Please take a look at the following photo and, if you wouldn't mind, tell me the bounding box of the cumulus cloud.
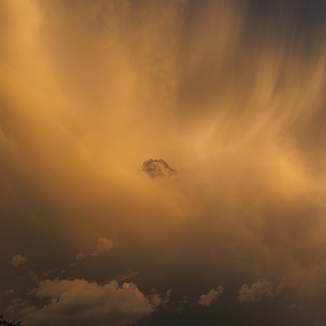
[22,279,160,326]
[198,286,223,307]
[11,255,27,267]
[237,280,278,303]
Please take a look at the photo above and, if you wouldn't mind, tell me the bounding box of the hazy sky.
[1,1,326,325]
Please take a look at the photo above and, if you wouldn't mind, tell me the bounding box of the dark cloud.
[141,159,176,178]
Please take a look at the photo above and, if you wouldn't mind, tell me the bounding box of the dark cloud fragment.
[141,159,176,178]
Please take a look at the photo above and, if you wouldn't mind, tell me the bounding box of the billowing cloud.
[198,286,223,307]
[21,279,160,326]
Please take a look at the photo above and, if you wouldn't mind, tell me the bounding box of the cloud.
[237,280,278,303]
[198,286,223,307]
[149,288,172,308]
[75,237,114,261]
[141,159,176,178]
[3,289,15,296]
[11,255,27,267]
[7,297,27,315]
[22,279,161,326]
[2,0,326,324]
[75,252,87,261]
[93,237,114,256]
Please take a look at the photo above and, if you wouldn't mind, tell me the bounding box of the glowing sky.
[1,1,326,325]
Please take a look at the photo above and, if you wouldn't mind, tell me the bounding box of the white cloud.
[198,286,223,307]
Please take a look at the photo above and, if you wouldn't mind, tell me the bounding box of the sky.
[1,0,326,325]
